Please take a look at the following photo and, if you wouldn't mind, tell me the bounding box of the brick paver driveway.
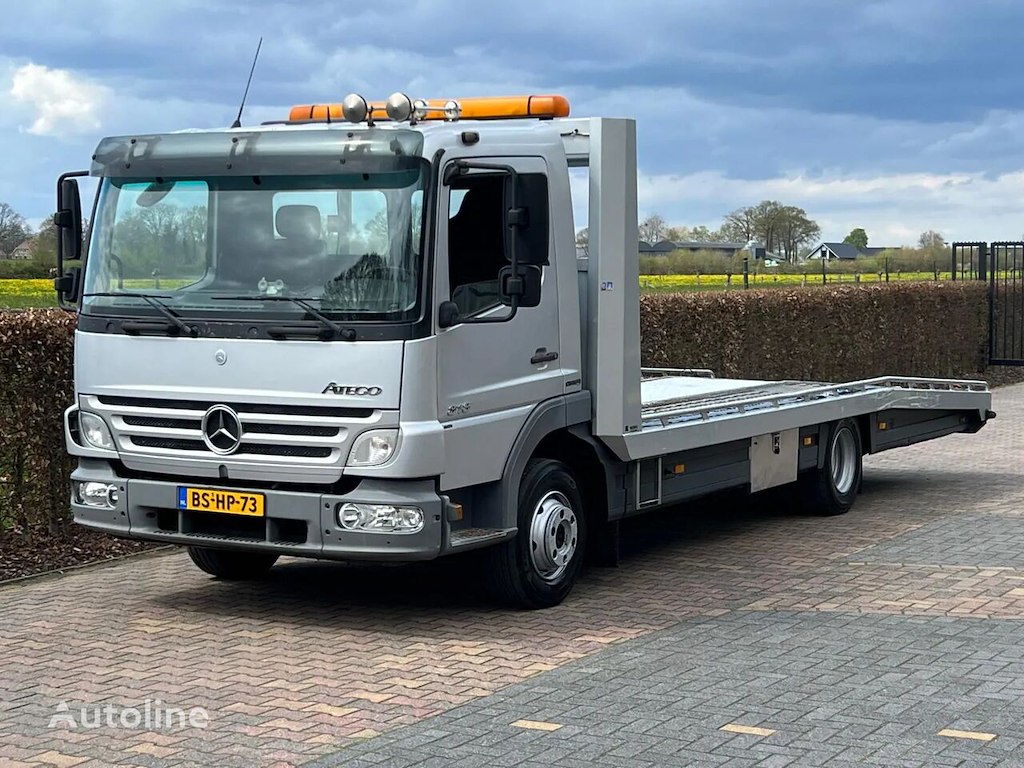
[1,384,1021,768]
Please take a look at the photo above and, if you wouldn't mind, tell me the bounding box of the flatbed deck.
[621,372,992,459]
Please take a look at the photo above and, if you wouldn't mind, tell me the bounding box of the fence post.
[742,257,749,289]
[821,257,826,285]
[884,257,890,283]
[979,243,988,281]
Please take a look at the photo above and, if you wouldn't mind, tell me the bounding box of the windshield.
[82,162,428,323]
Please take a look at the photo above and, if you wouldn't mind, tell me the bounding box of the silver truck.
[54,93,993,608]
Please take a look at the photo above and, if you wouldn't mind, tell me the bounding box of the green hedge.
[640,282,989,381]
[0,282,991,537]
[0,260,53,279]
[0,310,76,536]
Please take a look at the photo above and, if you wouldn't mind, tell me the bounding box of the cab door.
[435,157,563,491]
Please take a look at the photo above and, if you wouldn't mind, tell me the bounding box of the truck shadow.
[149,470,1005,626]
[148,490,791,619]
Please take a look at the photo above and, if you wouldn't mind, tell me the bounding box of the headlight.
[79,412,115,451]
[337,503,424,533]
[76,481,119,508]
[348,429,398,467]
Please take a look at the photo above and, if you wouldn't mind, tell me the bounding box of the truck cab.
[55,93,992,608]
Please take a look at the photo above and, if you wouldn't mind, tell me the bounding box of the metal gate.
[951,241,987,281]
[989,241,1024,365]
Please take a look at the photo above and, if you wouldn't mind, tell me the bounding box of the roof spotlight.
[341,93,369,123]
[443,99,462,122]
[385,92,414,122]
[412,99,430,122]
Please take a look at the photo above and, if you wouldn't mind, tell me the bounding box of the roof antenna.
[230,37,263,128]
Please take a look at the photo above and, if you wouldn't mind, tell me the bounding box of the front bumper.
[71,460,444,561]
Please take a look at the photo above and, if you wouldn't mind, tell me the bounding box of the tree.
[31,219,58,269]
[638,214,667,243]
[843,228,868,249]
[777,206,821,262]
[687,224,727,243]
[575,227,589,248]
[721,201,820,262]
[918,230,946,250]
[664,225,691,242]
[720,206,757,243]
[0,201,30,255]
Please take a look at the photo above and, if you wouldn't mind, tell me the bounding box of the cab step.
[447,527,516,552]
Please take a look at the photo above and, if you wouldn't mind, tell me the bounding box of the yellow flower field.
[0,271,969,309]
[0,279,56,309]
[639,271,956,291]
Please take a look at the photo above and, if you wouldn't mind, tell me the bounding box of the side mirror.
[54,171,87,307]
[56,177,83,262]
[499,265,542,308]
[504,173,549,266]
[438,300,460,329]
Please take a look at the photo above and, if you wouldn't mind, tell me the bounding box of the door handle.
[531,348,559,365]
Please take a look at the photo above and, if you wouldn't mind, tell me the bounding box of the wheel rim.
[529,490,579,583]
[831,427,858,495]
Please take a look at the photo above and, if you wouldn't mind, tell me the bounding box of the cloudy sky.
[1,0,1022,245]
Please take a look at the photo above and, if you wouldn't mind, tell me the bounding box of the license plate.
[177,487,265,517]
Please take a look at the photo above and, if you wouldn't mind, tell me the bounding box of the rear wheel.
[486,459,587,609]
[187,547,279,580]
[799,419,862,516]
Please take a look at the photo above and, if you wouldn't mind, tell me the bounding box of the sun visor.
[90,128,425,178]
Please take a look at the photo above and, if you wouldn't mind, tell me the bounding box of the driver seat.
[274,205,328,283]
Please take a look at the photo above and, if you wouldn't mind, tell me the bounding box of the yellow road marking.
[511,719,563,732]
[721,723,776,737]
[938,728,996,742]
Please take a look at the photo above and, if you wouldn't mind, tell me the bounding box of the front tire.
[799,419,863,516]
[486,459,587,609]
[187,547,279,580]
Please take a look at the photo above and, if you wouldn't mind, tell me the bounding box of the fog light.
[342,92,369,123]
[336,503,424,533]
[385,92,413,122]
[77,481,118,509]
[443,99,462,121]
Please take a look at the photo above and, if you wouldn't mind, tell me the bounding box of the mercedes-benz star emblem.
[201,405,243,455]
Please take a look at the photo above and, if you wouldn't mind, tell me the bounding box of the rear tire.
[485,459,587,609]
[187,547,279,580]
[799,419,863,516]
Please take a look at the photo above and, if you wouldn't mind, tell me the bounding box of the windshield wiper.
[84,292,198,337]
[210,295,356,340]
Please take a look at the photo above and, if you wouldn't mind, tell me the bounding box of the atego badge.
[321,383,383,396]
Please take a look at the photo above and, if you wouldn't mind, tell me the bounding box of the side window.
[446,175,506,316]
[109,180,209,289]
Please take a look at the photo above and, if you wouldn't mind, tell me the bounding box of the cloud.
[9,63,111,136]
[631,168,1024,245]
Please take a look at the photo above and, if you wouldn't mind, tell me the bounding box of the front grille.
[98,395,371,419]
[85,393,364,466]
[243,422,337,437]
[132,437,206,452]
[130,436,332,459]
[123,415,201,430]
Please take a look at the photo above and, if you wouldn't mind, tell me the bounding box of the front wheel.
[799,419,863,516]
[485,459,587,609]
[187,547,279,580]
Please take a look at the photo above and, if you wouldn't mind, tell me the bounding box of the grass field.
[0,279,57,309]
[0,272,965,308]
